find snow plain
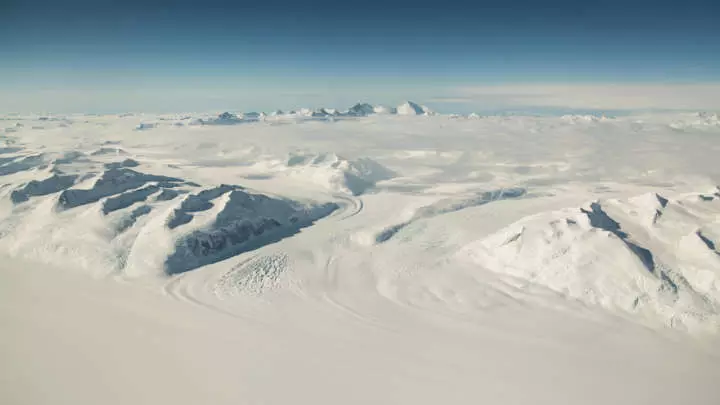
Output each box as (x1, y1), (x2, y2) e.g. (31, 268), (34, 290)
(2, 107), (720, 404)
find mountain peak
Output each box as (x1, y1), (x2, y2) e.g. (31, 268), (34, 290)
(396, 101), (427, 115)
(347, 103), (376, 116)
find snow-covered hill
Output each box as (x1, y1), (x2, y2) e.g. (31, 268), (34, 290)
(459, 190), (720, 332)
(283, 152), (396, 195)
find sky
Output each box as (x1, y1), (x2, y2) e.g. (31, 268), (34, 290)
(1, 0), (720, 114)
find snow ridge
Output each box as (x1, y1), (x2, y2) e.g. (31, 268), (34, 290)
(460, 191), (720, 332)
(0, 162), (338, 277)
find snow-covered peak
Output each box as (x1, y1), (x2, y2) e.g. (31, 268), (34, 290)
(218, 112), (239, 121)
(396, 101), (428, 116)
(311, 108), (337, 117)
(347, 103), (376, 116)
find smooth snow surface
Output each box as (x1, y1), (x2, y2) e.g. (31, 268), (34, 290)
(2, 110), (720, 405)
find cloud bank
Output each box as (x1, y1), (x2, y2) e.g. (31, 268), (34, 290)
(440, 83), (720, 112)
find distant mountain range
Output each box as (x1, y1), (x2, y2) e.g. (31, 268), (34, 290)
(208, 101), (435, 123)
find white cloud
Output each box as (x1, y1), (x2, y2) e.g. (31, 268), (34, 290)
(448, 83), (720, 111)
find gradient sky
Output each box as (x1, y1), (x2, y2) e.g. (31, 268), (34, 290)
(2, 0), (719, 114)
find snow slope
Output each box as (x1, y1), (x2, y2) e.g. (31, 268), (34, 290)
(2, 109), (720, 405)
(460, 191), (720, 332)
(396, 100), (432, 115)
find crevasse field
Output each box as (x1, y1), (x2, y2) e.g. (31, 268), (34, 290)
(2, 103), (720, 404)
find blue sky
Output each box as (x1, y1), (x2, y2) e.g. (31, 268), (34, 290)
(2, 0), (719, 114)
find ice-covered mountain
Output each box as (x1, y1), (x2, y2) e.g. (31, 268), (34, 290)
(310, 108), (338, 117)
(346, 103), (376, 116)
(60, 101), (444, 127)
(396, 101), (433, 115)
(213, 101), (432, 120)
(0, 155), (338, 277)
(459, 190), (720, 332)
